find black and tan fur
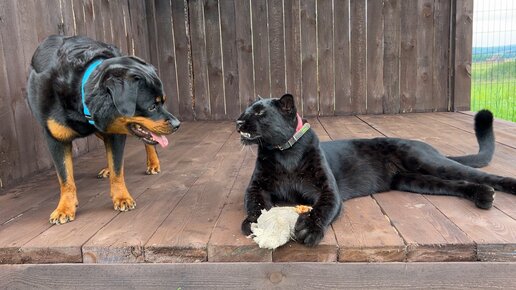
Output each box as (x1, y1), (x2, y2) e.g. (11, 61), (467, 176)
(27, 35), (180, 224)
(237, 94), (516, 246)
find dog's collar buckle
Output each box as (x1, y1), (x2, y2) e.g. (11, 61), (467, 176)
(81, 59), (104, 125)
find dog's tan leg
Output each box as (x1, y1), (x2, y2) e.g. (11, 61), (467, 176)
(46, 139), (78, 225)
(103, 134), (136, 211)
(145, 144), (160, 175)
(94, 132), (111, 178)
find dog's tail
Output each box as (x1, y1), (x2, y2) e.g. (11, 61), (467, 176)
(446, 110), (495, 168)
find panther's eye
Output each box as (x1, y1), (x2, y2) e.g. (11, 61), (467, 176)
(254, 110), (264, 116)
(148, 104), (157, 112)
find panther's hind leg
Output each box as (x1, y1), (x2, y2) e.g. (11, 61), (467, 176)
(391, 173), (495, 209)
(421, 157), (516, 195)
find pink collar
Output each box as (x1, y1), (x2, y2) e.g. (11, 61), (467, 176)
(295, 113), (303, 132)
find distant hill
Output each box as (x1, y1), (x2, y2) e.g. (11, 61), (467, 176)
(472, 44), (516, 62)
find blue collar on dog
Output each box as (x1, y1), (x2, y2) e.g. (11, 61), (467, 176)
(81, 59), (103, 125)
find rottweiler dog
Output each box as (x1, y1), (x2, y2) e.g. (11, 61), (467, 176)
(27, 35), (180, 225)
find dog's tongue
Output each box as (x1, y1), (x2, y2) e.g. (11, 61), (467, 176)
(150, 132), (169, 148)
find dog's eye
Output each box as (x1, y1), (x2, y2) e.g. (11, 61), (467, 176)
(148, 104), (157, 112)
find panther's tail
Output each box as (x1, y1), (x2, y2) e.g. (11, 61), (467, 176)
(446, 110), (495, 168)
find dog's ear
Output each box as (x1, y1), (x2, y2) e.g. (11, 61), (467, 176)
(278, 94), (295, 113)
(105, 74), (139, 116)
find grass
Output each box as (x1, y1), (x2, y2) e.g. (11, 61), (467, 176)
(471, 61), (516, 122)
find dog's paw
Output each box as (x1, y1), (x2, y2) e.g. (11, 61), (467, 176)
(112, 196), (136, 211)
(241, 216), (258, 236)
(49, 206), (76, 225)
(97, 167), (110, 179)
(294, 213), (325, 247)
(145, 164), (160, 175)
(472, 184), (495, 209)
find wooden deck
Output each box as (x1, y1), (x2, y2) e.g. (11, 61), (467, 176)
(0, 112), (515, 264)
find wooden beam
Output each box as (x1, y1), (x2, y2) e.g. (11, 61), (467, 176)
(1, 262), (515, 289)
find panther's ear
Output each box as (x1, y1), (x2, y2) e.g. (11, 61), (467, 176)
(105, 74), (138, 116)
(278, 94), (295, 113)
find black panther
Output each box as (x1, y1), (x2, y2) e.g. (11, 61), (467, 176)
(236, 94), (516, 246)
(27, 35), (180, 224)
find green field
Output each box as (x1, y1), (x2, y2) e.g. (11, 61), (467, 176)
(471, 61), (516, 122)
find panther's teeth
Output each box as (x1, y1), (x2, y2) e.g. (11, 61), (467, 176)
(240, 132), (251, 138)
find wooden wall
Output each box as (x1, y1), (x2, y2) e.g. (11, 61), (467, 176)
(146, 0), (472, 121)
(0, 0), (474, 189)
(0, 0), (150, 189)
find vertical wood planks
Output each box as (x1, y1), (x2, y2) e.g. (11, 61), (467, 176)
(284, 0), (302, 111)
(234, 0), (254, 110)
(399, 0), (418, 113)
(334, 0), (351, 115)
(453, 0), (473, 111)
(300, 0), (318, 116)
(219, 0), (240, 120)
(189, 0), (211, 119)
(154, 0), (180, 116)
(433, 0), (451, 111)
(251, 0), (271, 98)
(350, 0), (367, 115)
(382, 0), (400, 114)
(268, 0), (286, 97)
(366, 0), (384, 114)
(317, 0), (335, 116)
(416, 0), (434, 112)
(204, 0), (225, 120)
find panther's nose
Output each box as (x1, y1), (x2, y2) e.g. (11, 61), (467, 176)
(236, 120), (244, 131)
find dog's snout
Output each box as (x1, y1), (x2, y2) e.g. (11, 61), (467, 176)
(168, 118), (181, 132)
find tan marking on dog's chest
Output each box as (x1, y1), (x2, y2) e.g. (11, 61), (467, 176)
(47, 119), (77, 141)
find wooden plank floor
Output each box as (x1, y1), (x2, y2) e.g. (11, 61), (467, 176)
(0, 113), (515, 264)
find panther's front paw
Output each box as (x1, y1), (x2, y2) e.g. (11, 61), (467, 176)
(241, 216), (258, 236)
(112, 195), (136, 211)
(294, 213), (325, 247)
(472, 184), (495, 209)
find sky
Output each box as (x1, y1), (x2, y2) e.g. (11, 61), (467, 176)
(473, 0), (516, 47)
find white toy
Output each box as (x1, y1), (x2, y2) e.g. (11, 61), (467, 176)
(250, 205), (312, 250)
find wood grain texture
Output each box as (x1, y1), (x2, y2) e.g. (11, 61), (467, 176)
(416, 0), (434, 112)
(299, 0), (318, 116)
(220, 0), (240, 120)
(251, 0), (271, 98)
(453, 0), (473, 111)
(317, 0), (334, 116)
(366, 0), (384, 114)
(235, 0), (255, 111)
(433, 0), (451, 111)
(190, 0), (211, 119)
(382, 0), (400, 114)
(335, 196), (406, 262)
(207, 150), (272, 262)
(399, 0), (418, 113)
(333, 0), (351, 115)
(204, 0), (225, 120)
(284, 0), (302, 111)
(2, 263), (516, 289)
(350, 0), (367, 114)
(145, 128), (246, 263)
(171, 0), (194, 120)
(154, 0), (180, 116)
(268, 0), (286, 97)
